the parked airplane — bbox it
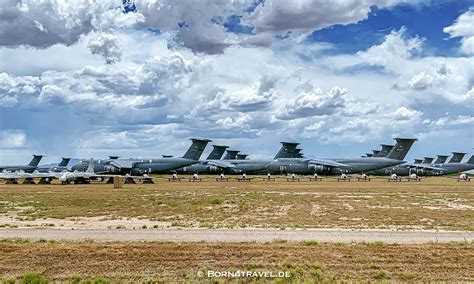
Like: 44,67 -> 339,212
422,157 -> 434,164
448,152 -> 466,163
0,155 -> 43,173
176,145 -> 229,173
37,157 -> 71,173
371,152 -> 474,176
265,138 -> 416,175
223,150 -> 240,160
71,138 -> 211,175
433,155 -> 449,164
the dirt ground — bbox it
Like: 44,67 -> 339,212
0,176 -> 472,231
0,240 -> 472,282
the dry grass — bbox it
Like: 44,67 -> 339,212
0,176 -> 473,230
0,240 -> 472,282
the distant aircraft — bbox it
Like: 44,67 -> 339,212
70,138 -> 211,175
236,154 -> 248,159
0,155 -> 43,173
448,152 -> 466,163
433,155 -> 449,164
371,152 -> 474,176
422,157 -> 434,164
223,150 -> 240,160
37,157 -> 71,173
176,145 -> 229,173
0,159 -> 152,184
265,138 -> 416,175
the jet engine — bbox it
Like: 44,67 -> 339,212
308,164 -> 331,173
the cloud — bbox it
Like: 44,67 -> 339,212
276,85 -> 346,120
0,130 -> 27,148
87,32 -> 123,64
407,71 -> 434,90
0,0 -> 143,49
443,8 -> 474,55
242,0 -> 415,46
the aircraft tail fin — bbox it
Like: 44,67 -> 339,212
414,159 -> 423,164
387,138 -> 417,160
372,150 -> 381,156
206,145 -> 229,160
365,153 -> 373,157
434,155 -> 449,164
28,155 -> 44,167
376,144 -> 394,157
466,155 -> 474,164
223,150 -> 239,160
274,142 -> 300,159
448,152 -> 466,163
422,157 -> 434,164
58,157 -> 71,167
182,138 -> 212,160
236,154 -> 248,159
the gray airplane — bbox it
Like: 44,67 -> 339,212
264,138 -> 416,175
223,150 -> 240,160
370,151 -> 474,176
70,138 -> 211,175
448,152 -> 466,163
176,145 -> 229,173
0,155 -> 43,173
425,153 -> 474,175
433,155 -> 449,164
112,138 -> 211,175
422,157 -> 434,164
37,157 -> 71,173
236,154 -> 248,159
195,142 -> 302,174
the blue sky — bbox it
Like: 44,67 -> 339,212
0,0 -> 473,164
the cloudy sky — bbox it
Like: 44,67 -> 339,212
0,0 -> 473,164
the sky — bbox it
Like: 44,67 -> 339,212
0,0 -> 473,164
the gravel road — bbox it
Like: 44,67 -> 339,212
1,228 -> 473,243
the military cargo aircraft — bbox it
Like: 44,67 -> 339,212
265,138 -> 416,175
0,155 -> 43,173
37,157 -> 71,173
71,138 -> 211,175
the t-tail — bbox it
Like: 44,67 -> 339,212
448,152 -> 466,163
206,145 -> 229,160
386,138 -> 417,160
224,150 -> 240,160
274,142 -> 300,159
466,155 -> 474,164
28,155 -> 44,167
372,150 -> 381,156
414,159 -> 423,164
422,157 -> 434,164
236,154 -> 248,159
434,155 -> 449,164
182,138 -> 212,160
376,144 -> 394,157
58,157 -> 71,167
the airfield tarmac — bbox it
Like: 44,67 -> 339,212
0,176 -> 473,281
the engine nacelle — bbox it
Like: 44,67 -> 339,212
416,168 -> 424,175
309,164 -> 331,173
207,166 -> 218,172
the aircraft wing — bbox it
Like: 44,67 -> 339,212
206,160 -> 235,169
108,160 -> 136,170
403,163 -> 445,171
307,158 -> 352,169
